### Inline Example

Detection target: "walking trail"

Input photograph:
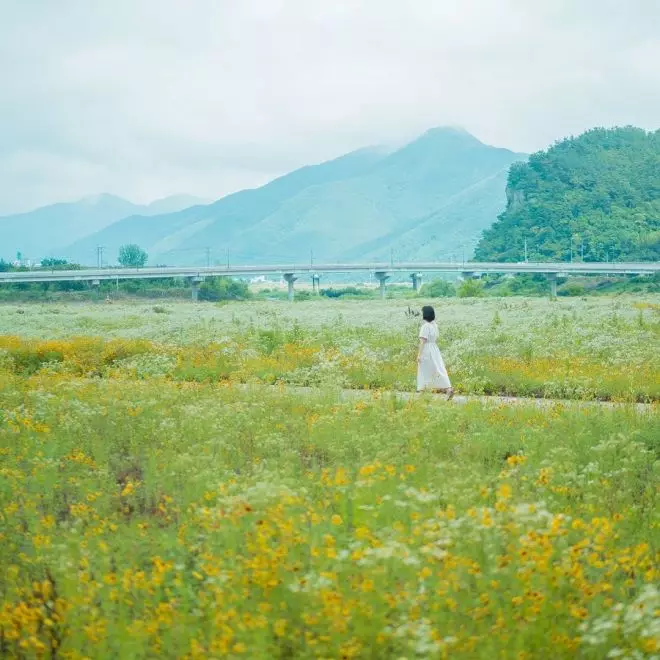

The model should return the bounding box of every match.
[239,384,655,413]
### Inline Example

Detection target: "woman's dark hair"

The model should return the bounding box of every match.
[422,305,435,322]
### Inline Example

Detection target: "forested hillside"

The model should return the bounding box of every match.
[475,127,660,262]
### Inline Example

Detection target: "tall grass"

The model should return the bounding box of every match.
[0,376,658,658]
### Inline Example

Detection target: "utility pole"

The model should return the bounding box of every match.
[96,245,104,269]
[310,248,314,268]
[390,247,394,268]
[226,248,230,269]
[524,238,528,263]
[581,240,585,261]
[570,237,573,263]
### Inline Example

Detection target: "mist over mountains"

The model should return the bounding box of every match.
[0,128,525,266]
[0,194,207,263]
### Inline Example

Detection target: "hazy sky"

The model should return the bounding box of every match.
[1,0,659,214]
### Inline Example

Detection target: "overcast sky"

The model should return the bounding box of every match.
[1,0,659,214]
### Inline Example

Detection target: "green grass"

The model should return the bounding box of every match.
[0,296,658,658]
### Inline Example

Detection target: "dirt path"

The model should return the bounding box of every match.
[239,384,656,412]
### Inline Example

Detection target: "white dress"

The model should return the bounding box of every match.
[417,321,451,391]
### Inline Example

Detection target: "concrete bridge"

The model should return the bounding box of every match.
[1,261,658,300]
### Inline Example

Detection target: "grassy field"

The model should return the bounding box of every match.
[1,297,659,658]
[0,297,659,401]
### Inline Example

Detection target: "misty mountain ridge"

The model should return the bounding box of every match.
[63,127,526,266]
[0,193,207,261]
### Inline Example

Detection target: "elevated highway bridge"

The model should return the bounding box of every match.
[1,261,658,299]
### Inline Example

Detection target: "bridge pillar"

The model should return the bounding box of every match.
[461,271,475,280]
[284,273,297,302]
[548,272,558,298]
[91,279,101,300]
[374,271,390,299]
[191,276,204,302]
[311,273,321,295]
[410,272,423,292]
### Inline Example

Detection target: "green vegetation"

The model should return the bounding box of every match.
[39,258,81,270]
[320,287,370,299]
[198,277,250,301]
[479,273,660,297]
[0,277,186,302]
[475,127,660,263]
[457,279,485,298]
[118,243,149,268]
[420,279,456,297]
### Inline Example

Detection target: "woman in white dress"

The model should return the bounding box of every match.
[416,305,454,399]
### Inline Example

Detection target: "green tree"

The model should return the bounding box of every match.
[118,244,148,268]
[41,258,81,270]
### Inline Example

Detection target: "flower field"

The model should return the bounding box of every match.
[0,297,659,401]
[1,297,659,658]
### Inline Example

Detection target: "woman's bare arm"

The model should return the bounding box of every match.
[417,338,426,363]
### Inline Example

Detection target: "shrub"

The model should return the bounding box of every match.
[559,283,586,297]
[320,287,368,298]
[198,277,250,302]
[421,279,456,298]
[457,279,485,298]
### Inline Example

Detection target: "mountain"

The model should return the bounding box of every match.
[0,193,206,262]
[63,147,389,264]
[64,128,525,266]
[144,195,209,215]
[475,126,660,262]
